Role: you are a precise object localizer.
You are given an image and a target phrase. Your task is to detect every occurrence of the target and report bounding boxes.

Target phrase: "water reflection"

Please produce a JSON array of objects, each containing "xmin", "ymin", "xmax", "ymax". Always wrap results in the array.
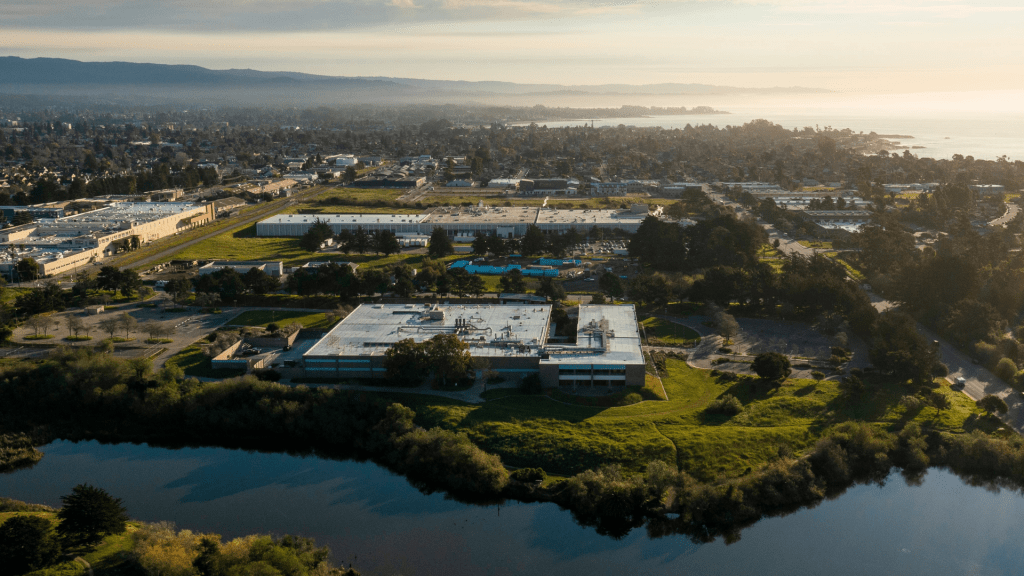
[{"xmin": 5, "ymin": 440, "xmax": 1024, "ymax": 576}]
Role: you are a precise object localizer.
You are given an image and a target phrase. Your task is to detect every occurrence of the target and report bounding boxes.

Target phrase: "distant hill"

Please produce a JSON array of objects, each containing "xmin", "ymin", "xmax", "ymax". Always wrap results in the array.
[{"xmin": 0, "ymin": 56, "xmax": 826, "ymax": 108}]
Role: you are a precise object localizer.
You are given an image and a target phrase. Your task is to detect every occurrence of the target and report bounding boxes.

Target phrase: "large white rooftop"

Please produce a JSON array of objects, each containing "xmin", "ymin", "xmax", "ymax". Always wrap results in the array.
[
  {"xmin": 260, "ymin": 213, "xmax": 429, "ymax": 225},
  {"xmin": 305, "ymin": 303, "xmax": 553, "ymax": 359},
  {"xmin": 542, "ymin": 304, "xmax": 644, "ymax": 366}
]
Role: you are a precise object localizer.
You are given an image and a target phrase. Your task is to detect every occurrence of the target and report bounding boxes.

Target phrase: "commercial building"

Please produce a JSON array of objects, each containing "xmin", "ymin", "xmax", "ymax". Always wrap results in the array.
[
  {"xmin": 302, "ymin": 303, "xmax": 645, "ymax": 387},
  {"xmin": 256, "ymin": 205, "xmax": 652, "ymax": 240}
]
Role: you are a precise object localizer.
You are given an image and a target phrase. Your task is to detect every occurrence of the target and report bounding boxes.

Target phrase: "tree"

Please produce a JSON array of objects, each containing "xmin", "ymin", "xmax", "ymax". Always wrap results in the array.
[
  {"xmin": 535, "ymin": 277, "xmax": 566, "ymax": 301},
  {"xmin": 65, "ymin": 315, "xmax": 86, "ymax": 338},
  {"xmin": 383, "ymin": 338, "xmax": 428, "ymax": 386},
  {"xmin": 117, "ymin": 312, "xmax": 137, "ymax": 338},
  {"xmin": 25, "ymin": 314, "xmax": 56, "ymax": 336},
  {"xmin": 0, "ymin": 515, "xmax": 62, "ymax": 575},
  {"xmin": 599, "ymin": 271, "xmax": 624, "ymax": 297},
  {"xmin": 499, "ymin": 269, "xmax": 526, "ymax": 293},
  {"xmin": 165, "ymin": 278, "xmax": 192, "ymax": 305},
  {"xmin": 467, "ymin": 274, "xmax": 486, "ymax": 296},
  {"xmin": 977, "ymin": 394, "xmax": 1009, "ymax": 415},
  {"xmin": 709, "ymin": 304, "xmax": 740, "ymax": 344},
  {"xmin": 373, "ymin": 230, "xmax": 401, "ymax": 256},
  {"xmin": 394, "ymin": 276, "xmax": 416, "ymax": 298},
  {"xmin": 96, "ymin": 266, "xmax": 122, "ymax": 292},
  {"xmin": 752, "ymin": 352, "xmax": 791, "ymax": 383},
  {"xmin": 243, "ymin": 267, "xmax": 280, "ymax": 295},
  {"xmin": 299, "ymin": 218, "xmax": 334, "ymax": 252},
  {"xmin": 427, "ymin": 227, "xmax": 454, "ymax": 258},
  {"xmin": 472, "ymin": 234, "xmax": 490, "ymax": 257},
  {"xmin": 56, "ymin": 484, "xmax": 129, "ymax": 546},
  {"xmin": 425, "ymin": 333, "xmax": 473, "ymax": 385},
  {"xmin": 520, "ymin": 225, "xmax": 546, "ymax": 256},
  {"xmin": 118, "ymin": 269, "xmax": 142, "ymax": 298},
  {"xmin": 97, "ymin": 317, "xmax": 120, "ymax": 340},
  {"xmin": 869, "ymin": 310, "xmax": 939, "ymax": 385},
  {"xmin": 16, "ymin": 258, "xmax": 39, "ymax": 281},
  {"xmin": 143, "ymin": 321, "xmax": 175, "ymax": 341}
]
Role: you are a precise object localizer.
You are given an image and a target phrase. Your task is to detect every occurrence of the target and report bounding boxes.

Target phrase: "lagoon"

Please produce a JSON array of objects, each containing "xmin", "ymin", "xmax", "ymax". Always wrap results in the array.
[{"xmin": 3, "ymin": 440, "xmax": 1024, "ymax": 575}]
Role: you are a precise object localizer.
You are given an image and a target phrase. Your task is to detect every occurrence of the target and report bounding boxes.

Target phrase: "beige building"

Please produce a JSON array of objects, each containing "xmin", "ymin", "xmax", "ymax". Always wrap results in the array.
[{"xmin": 0, "ymin": 202, "xmax": 215, "ymax": 278}]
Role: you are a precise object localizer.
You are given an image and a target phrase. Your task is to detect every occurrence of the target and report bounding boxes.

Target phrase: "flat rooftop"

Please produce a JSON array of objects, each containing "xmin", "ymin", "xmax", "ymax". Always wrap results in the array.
[
  {"xmin": 543, "ymin": 304, "xmax": 644, "ymax": 366},
  {"xmin": 260, "ymin": 213, "xmax": 428, "ymax": 225},
  {"xmin": 535, "ymin": 208, "xmax": 647, "ymax": 225},
  {"xmin": 305, "ymin": 303, "xmax": 552, "ymax": 359},
  {"xmin": 422, "ymin": 206, "xmax": 538, "ymax": 225}
]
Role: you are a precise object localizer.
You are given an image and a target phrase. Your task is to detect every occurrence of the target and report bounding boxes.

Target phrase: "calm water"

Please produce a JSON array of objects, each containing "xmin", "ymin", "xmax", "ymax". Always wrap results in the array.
[
  {"xmin": 3, "ymin": 441, "xmax": 1024, "ymax": 575},
  {"xmin": 531, "ymin": 91, "xmax": 1024, "ymax": 161}
]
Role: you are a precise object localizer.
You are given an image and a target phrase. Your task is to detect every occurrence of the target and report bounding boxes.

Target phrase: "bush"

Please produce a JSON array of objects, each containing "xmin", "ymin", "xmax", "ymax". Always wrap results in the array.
[
  {"xmin": 510, "ymin": 467, "xmax": 547, "ymax": 483},
  {"xmin": 977, "ymin": 394, "xmax": 1009, "ymax": 415},
  {"xmin": 995, "ymin": 358, "xmax": 1018, "ymax": 382},
  {"xmin": 811, "ymin": 371, "xmax": 825, "ymax": 380},
  {"xmin": 618, "ymin": 392, "xmax": 642, "ymax": 406},
  {"xmin": 931, "ymin": 362, "xmax": 949, "ymax": 377},
  {"xmin": 266, "ymin": 322, "xmax": 280, "ymax": 333},
  {"xmin": 705, "ymin": 394, "xmax": 743, "ymax": 416}
]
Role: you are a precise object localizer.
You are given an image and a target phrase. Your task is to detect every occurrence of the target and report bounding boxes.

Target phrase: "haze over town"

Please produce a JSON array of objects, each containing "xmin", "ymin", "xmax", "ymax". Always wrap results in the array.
[{"xmin": 5, "ymin": 0, "xmax": 1024, "ymax": 93}]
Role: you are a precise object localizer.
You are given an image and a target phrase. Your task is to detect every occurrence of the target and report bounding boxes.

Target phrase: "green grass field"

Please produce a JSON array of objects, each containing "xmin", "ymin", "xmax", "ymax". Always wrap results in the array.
[
  {"xmin": 640, "ymin": 317, "xmax": 701, "ymax": 347},
  {"xmin": 167, "ymin": 221, "xmax": 466, "ymax": 269},
  {"xmin": 225, "ymin": 310, "xmax": 339, "ymax": 330},
  {"xmin": 0, "ymin": 509, "xmax": 140, "ymax": 576},
  {"xmin": 165, "ymin": 342, "xmax": 245, "ymax": 379},
  {"xmin": 383, "ymin": 358, "xmax": 990, "ymax": 480},
  {"xmin": 283, "ymin": 187, "xmax": 419, "ymax": 215}
]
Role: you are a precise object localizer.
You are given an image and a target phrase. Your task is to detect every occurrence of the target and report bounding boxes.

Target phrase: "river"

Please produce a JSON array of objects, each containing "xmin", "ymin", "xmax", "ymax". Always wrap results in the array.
[{"xmin": 3, "ymin": 440, "xmax": 1024, "ymax": 575}]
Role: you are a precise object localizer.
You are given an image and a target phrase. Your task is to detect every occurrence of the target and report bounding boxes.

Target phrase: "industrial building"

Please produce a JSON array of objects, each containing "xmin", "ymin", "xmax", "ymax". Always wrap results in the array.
[
  {"xmin": 256, "ymin": 205, "xmax": 653, "ymax": 239},
  {"xmin": 302, "ymin": 303, "xmax": 646, "ymax": 387},
  {"xmin": 0, "ymin": 202, "xmax": 214, "ymax": 278}
]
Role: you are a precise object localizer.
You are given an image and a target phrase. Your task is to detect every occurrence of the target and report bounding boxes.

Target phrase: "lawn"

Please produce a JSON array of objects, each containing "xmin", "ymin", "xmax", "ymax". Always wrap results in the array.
[
  {"xmin": 166, "ymin": 222, "xmax": 464, "ymax": 269},
  {"xmin": 225, "ymin": 310, "xmax": 339, "ymax": 330},
  {"xmin": 284, "ymin": 187, "xmax": 419, "ymax": 215},
  {"xmin": 165, "ymin": 342, "xmax": 245, "ymax": 379},
  {"xmin": 384, "ymin": 358, "xmax": 991, "ymax": 481},
  {"xmin": 0, "ymin": 508, "xmax": 140, "ymax": 576},
  {"xmin": 640, "ymin": 316, "xmax": 701, "ymax": 347}
]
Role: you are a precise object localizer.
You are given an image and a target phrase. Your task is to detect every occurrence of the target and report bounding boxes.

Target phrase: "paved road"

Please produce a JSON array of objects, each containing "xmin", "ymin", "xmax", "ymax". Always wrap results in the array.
[{"xmin": 989, "ymin": 202, "xmax": 1020, "ymax": 228}]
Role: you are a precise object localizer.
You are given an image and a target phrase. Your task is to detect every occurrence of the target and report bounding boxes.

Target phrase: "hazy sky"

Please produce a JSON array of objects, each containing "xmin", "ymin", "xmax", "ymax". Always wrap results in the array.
[{"xmin": 4, "ymin": 0, "xmax": 1024, "ymax": 92}]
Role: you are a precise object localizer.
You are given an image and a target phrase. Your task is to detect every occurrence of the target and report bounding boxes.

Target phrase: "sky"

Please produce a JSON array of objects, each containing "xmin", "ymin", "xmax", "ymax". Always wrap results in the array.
[{"xmin": 3, "ymin": 0, "xmax": 1024, "ymax": 92}]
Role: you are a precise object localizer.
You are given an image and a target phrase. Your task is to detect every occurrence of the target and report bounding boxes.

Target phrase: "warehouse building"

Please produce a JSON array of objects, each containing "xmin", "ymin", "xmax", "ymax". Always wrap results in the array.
[
  {"xmin": 256, "ymin": 205, "xmax": 652, "ymax": 239},
  {"xmin": 302, "ymin": 303, "xmax": 645, "ymax": 387}
]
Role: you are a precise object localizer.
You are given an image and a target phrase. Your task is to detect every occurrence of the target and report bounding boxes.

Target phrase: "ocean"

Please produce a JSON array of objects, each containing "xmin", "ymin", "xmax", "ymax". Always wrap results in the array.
[{"xmin": 528, "ymin": 90, "xmax": 1024, "ymax": 162}]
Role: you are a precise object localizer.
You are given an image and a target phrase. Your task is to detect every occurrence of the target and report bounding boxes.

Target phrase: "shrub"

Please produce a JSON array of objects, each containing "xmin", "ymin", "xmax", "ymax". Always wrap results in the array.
[
  {"xmin": 977, "ymin": 394, "xmax": 1009, "ymax": 415},
  {"xmin": 900, "ymin": 395, "xmax": 922, "ymax": 412},
  {"xmin": 266, "ymin": 322, "xmax": 280, "ymax": 333},
  {"xmin": 931, "ymin": 362, "xmax": 949, "ymax": 377},
  {"xmin": 510, "ymin": 467, "xmax": 547, "ymax": 483},
  {"xmin": 706, "ymin": 394, "xmax": 743, "ymax": 416},
  {"xmin": 718, "ymin": 347, "xmax": 733, "ymax": 354},
  {"xmin": 618, "ymin": 392, "xmax": 642, "ymax": 406},
  {"xmin": 811, "ymin": 371, "xmax": 825, "ymax": 380},
  {"xmin": 995, "ymin": 358, "xmax": 1018, "ymax": 382}
]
